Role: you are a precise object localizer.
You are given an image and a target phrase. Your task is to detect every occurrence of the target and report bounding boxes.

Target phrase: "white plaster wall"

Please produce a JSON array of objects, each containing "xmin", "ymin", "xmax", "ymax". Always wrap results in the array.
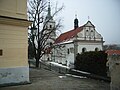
[
  {"xmin": 78, "ymin": 42, "xmax": 103, "ymax": 53},
  {"xmin": 65, "ymin": 43, "xmax": 74, "ymax": 66},
  {"xmin": 54, "ymin": 41, "xmax": 103, "ymax": 67},
  {"xmin": 78, "ymin": 21, "xmax": 103, "ymax": 41},
  {"xmin": 54, "ymin": 45, "xmax": 66, "ymax": 64},
  {"xmin": 53, "ymin": 43, "xmax": 75, "ymax": 66},
  {"xmin": 0, "ymin": 66, "xmax": 29, "ymax": 85}
]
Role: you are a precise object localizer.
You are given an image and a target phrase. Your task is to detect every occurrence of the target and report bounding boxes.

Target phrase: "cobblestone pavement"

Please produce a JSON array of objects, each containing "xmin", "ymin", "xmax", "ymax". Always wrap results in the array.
[{"xmin": 0, "ymin": 68, "xmax": 110, "ymax": 90}]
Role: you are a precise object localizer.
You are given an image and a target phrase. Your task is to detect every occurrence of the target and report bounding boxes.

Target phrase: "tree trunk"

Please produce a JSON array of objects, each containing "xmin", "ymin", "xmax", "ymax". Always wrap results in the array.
[{"xmin": 36, "ymin": 57, "xmax": 39, "ymax": 68}]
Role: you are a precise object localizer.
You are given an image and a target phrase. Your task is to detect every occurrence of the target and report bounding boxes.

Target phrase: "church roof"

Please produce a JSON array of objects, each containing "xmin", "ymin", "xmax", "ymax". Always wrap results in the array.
[
  {"xmin": 55, "ymin": 26, "xmax": 83, "ymax": 43},
  {"xmin": 55, "ymin": 20, "xmax": 96, "ymax": 44},
  {"xmin": 106, "ymin": 50, "xmax": 120, "ymax": 55}
]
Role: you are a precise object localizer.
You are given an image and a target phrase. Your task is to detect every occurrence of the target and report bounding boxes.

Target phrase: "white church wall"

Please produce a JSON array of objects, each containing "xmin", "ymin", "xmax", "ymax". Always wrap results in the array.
[
  {"xmin": 54, "ymin": 43, "xmax": 75, "ymax": 66},
  {"xmin": 77, "ymin": 42, "xmax": 103, "ymax": 53},
  {"xmin": 65, "ymin": 43, "xmax": 74, "ymax": 66},
  {"xmin": 53, "ymin": 41, "xmax": 103, "ymax": 67},
  {"xmin": 94, "ymin": 30, "xmax": 102, "ymax": 40},
  {"xmin": 51, "ymin": 20, "xmax": 104, "ymax": 68},
  {"xmin": 53, "ymin": 44, "xmax": 67, "ymax": 64}
]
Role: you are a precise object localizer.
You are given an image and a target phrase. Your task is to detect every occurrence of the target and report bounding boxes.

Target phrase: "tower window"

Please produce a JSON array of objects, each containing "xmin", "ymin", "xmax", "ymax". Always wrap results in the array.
[
  {"xmin": 50, "ymin": 42, "xmax": 52, "ymax": 46},
  {"xmin": 50, "ymin": 25, "xmax": 52, "ymax": 28}
]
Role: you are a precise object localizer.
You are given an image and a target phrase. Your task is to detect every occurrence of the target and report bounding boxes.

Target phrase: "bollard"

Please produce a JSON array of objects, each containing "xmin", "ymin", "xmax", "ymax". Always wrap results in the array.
[
  {"xmin": 59, "ymin": 68, "xmax": 61, "ymax": 73},
  {"xmin": 28, "ymin": 61, "xmax": 30, "ymax": 67},
  {"xmin": 66, "ymin": 68, "xmax": 68, "ymax": 73},
  {"xmin": 49, "ymin": 63, "xmax": 51, "ymax": 71}
]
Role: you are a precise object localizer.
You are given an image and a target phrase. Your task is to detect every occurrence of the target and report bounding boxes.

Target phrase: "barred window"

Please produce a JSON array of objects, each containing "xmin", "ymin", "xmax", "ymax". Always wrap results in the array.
[
  {"xmin": 70, "ymin": 48, "xmax": 74, "ymax": 53},
  {"xmin": 67, "ymin": 49, "xmax": 70, "ymax": 54},
  {"xmin": 0, "ymin": 49, "xmax": 3, "ymax": 56}
]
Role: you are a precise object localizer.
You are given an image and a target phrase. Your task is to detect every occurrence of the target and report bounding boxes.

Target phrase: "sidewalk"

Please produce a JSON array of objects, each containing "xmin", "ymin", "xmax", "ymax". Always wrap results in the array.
[{"xmin": 0, "ymin": 67, "xmax": 110, "ymax": 90}]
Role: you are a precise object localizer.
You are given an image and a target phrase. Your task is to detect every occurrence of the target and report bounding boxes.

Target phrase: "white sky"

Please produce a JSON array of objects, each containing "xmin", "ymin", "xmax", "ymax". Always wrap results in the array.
[{"xmin": 51, "ymin": 0, "xmax": 120, "ymax": 44}]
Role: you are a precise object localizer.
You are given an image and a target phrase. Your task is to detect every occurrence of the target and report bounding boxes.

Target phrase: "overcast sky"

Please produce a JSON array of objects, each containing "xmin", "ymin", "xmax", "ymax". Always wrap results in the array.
[{"xmin": 51, "ymin": 0, "xmax": 120, "ymax": 44}]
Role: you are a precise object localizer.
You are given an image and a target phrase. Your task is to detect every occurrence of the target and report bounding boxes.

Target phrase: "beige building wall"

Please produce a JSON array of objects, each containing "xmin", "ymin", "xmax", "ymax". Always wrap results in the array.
[
  {"xmin": 0, "ymin": 23, "xmax": 28, "ymax": 68},
  {"xmin": 0, "ymin": 0, "xmax": 27, "ymax": 19},
  {"xmin": 111, "ymin": 64, "xmax": 120, "ymax": 90},
  {"xmin": 107, "ymin": 55, "xmax": 120, "ymax": 90},
  {"xmin": 0, "ymin": 0, "xmax": 31, "ymax": 85}
]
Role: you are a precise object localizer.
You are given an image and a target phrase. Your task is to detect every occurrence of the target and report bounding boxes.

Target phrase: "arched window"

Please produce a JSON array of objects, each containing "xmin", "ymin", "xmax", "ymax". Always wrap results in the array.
[
  {"xmin": 82, "ymin": 48, "xmax": 86, "ymax": 53},
  {"xmin": 95, "ymin": 48, "xmax": 99, "ymax": 51},
  {"xmin": 50, "ymin": 25, "xmax": 52, "ymax": 28}
]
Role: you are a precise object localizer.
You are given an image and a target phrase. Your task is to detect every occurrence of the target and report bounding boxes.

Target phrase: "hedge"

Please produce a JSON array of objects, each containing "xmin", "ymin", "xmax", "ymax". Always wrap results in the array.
[{"xmin": 74, "ymin": 51, "xmax": 108, "ymax": 76}]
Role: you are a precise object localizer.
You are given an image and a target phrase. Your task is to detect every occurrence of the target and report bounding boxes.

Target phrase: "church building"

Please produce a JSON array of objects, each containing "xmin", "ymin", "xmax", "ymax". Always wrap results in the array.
[
  {"xmin": 41, "ymin": 1, "xmax": 104, "ymax": 67},
  {"xmin": 42, "ymin": 1, "xmax": 56, "ymax": 61},
  {"xmin": 52, "ymin": 16, "xmax": 104, "ymax": 67}
]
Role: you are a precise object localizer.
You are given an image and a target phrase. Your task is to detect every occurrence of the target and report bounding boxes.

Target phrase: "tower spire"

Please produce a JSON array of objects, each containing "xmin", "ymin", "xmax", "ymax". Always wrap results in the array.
[
  {"xmin": 48, "ymin": 0, "xmax": 51, "ymax": 16},
  {"xmin": 46, "ymin": 0, "xmax": 52, "ymax": 20},
  {"xmin": 88, "ymin": 16, "xmax": 90, "ymax": 21},
  {"xmin": 75, "ymin": 14, "xmax": 77, "ymax": 19},
  {"xmin": 74, "ymin": 14, "xmax": 79, "ymax": 29}
]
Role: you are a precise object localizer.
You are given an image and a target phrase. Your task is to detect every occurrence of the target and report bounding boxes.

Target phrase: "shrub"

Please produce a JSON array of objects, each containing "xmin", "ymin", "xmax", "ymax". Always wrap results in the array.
[{"xmin": 74, "ymin": 51, "xmax": 108, "ymax": 76}]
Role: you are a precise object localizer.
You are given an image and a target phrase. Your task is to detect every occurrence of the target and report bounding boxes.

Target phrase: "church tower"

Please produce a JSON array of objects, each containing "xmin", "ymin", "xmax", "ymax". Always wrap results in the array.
[
  {"xmin": 74, "ymin": 14, "xmax": 79, "ymax": 29},
  {"xmin": 45, "ymin": 1, "xmax": 56, "ymax": 44}
]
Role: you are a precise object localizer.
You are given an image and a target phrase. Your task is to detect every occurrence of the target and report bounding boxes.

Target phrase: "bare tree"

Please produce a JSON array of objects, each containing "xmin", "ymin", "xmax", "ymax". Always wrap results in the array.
[{"xmin": 28, "ymin": 0, "xmax": 64, "ymax": 67}]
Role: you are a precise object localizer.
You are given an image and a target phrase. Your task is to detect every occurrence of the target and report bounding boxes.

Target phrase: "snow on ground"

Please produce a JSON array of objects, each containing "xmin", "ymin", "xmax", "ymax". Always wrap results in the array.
[
  {"xmin": 58, "ymin": 76, "xmax": 67, "ymax": 79},
  {"xmin": 48, "ymin": 62, "xmax": 70, "ymax": 69},
  {"xmin": 48, "ymin": 62, "xmax": 90, "ymax": 74},
  {"xmin": 72, "ymin": 69, "xmax": 90, "ymax": 74},
  {"xmin": 66, "ymin": 74, "xmax": 87, "ymax": 79}
]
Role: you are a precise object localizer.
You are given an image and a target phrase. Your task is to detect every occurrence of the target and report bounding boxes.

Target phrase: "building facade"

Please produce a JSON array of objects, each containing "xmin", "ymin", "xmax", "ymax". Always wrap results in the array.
[
  {"xmin": 53, "ymin": 17, "xmax": 104, "ymax": 67},
  {"xmin": 106, "ymin": 50, "xmax": 120, "ymax": 90},
  {"xmin": 0, "ymin": 0, "xmax": 31, "ymax": 85},
  {"xmin": 42, "ymin": 2, "xmax": 56, "ymax": 61}
]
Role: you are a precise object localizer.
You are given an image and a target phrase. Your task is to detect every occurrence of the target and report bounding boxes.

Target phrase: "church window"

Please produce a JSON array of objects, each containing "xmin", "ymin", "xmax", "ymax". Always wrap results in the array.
[
  {"xmin": 95, "ymin": 48, "xmax": 99, "ymax": 51},
  {"xmin": 91, "ymin": 30, "xmax": 94, "ymax": 38},
  {"xmin": 70, "ymin": 47, "xmax": 74, "ymax": 53},
  {"xmin": 86, "ymin": 30, "xmax": 89, "ymax": 38},
  {"xmin": 82, "ymin": 48, "xmax": 86, "ymax": 53},
  {"xmin": 67, "ymin": 49, "xmax": 70, "ymax": 54}
]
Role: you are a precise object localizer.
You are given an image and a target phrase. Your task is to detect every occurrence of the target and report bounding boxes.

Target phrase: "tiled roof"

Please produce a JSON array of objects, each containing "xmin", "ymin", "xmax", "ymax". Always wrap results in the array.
[
  {"xmin": 55, "ymin": 26, "xmax": 83, "ymax": 43},
  {"xmin": 106, "ymin": 50, "xmax": 120, "ymax": 55}
]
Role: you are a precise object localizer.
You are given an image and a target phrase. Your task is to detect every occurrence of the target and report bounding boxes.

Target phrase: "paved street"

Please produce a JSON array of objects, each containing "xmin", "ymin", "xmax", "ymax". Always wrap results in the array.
[{"xmin": 0, "ymin": 67, "xmax": 110, "ymax": 90}]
